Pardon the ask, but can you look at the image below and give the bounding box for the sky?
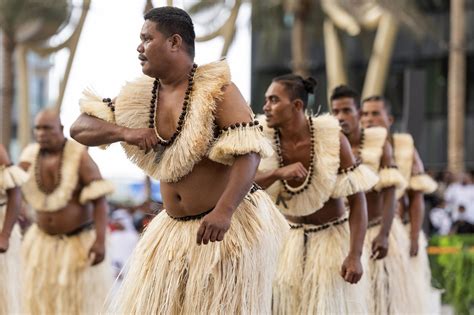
[56,0,252,181]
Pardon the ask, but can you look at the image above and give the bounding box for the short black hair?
[362,95,392,115]
[144,7,195,58]
[330,85,360,109]
[272,74,317,109]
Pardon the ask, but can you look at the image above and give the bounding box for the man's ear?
[169,34,183,52]
[388,115,394,126]
[293,99,305,112]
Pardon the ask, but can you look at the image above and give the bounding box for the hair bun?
[302,77,317,94]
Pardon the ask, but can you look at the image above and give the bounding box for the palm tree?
[0,0,68,147]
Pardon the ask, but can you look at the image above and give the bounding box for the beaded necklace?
[274,116,315,196]
[356,128,365,163]
[35,139,67,195]
[148,63,197,147]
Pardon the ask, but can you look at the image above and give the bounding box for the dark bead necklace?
[274,116,315,196]
[356,128,365,163]
[35,139,67,195]
[149,63,197,146]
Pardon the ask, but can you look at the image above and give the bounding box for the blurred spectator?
[109,209,139,280]
[444,172,474,224]
[132,200,163,233]
[450,205,474,234]
[429,199,452,235]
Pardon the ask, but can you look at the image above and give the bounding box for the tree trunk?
[291,0,309,77]
[448,0,465,173]
[1,33,15,148]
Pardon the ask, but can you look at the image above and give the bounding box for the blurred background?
[1,0,473,313]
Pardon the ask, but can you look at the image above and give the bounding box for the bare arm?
[339,134,367,283]
[255,163,308,189]
[407,149,425,256]
[371,141,397,259]
[0,146,21,253]
[71,113,125,146]
[71,113,158,153]
[78,150,108,265]
[197,83,261,245]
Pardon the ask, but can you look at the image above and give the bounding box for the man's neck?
[41,138,66,154]
[279,113,309,143]
[347,126,362,147]
[159,60,194,88]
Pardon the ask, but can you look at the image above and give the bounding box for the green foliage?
[429,235,474,315]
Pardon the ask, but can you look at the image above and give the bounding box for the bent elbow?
[70,116,88,144]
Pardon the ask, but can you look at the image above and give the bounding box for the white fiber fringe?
[79,89,116,124]
[22,224,112,315]
[208,126,274,165]
[107,190,288,314]
[374,167,407,192]
[274,219,370,314]
[79,179,115,204]
[404,223,442,314]
[0,165,28,191]
[331,164,379,198]
[0,207,22,315]
[21,140,84,212]
[115,60,231,183]
[360,127,387,172]
[365,218,423,314]
[409,174,438,194]
[259,114,342,216]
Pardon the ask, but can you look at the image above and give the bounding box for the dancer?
[71,6,288,314]
[0,144,28,315]
[331,85,416,314]
[256,75,378,314]
[19,109,114,315]
[361,95,440,314]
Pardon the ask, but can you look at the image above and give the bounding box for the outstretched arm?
[71,114,158,153]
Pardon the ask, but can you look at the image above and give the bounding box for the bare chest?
[279,140,313,170]
[36,154,62,192]
[154,88,189,140]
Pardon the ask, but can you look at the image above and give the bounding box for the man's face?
[361,100,392,129]
[331,97,359,135]
[34,113,64,150]
[137,20,169,77]
[263,82,296,128]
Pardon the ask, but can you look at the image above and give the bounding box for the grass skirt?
[365,217,423,314]
[404,223,442,314]
[273,218,370,314]
[0,207,22,315]
[108,190,288,314]
[22,224,112,315]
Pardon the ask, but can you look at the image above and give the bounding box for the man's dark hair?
[362,95,392,115]
[330,85,360,109]
[144,7,195,58]
[272,74,317,109]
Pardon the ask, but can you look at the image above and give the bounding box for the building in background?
[251,0,474,170]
